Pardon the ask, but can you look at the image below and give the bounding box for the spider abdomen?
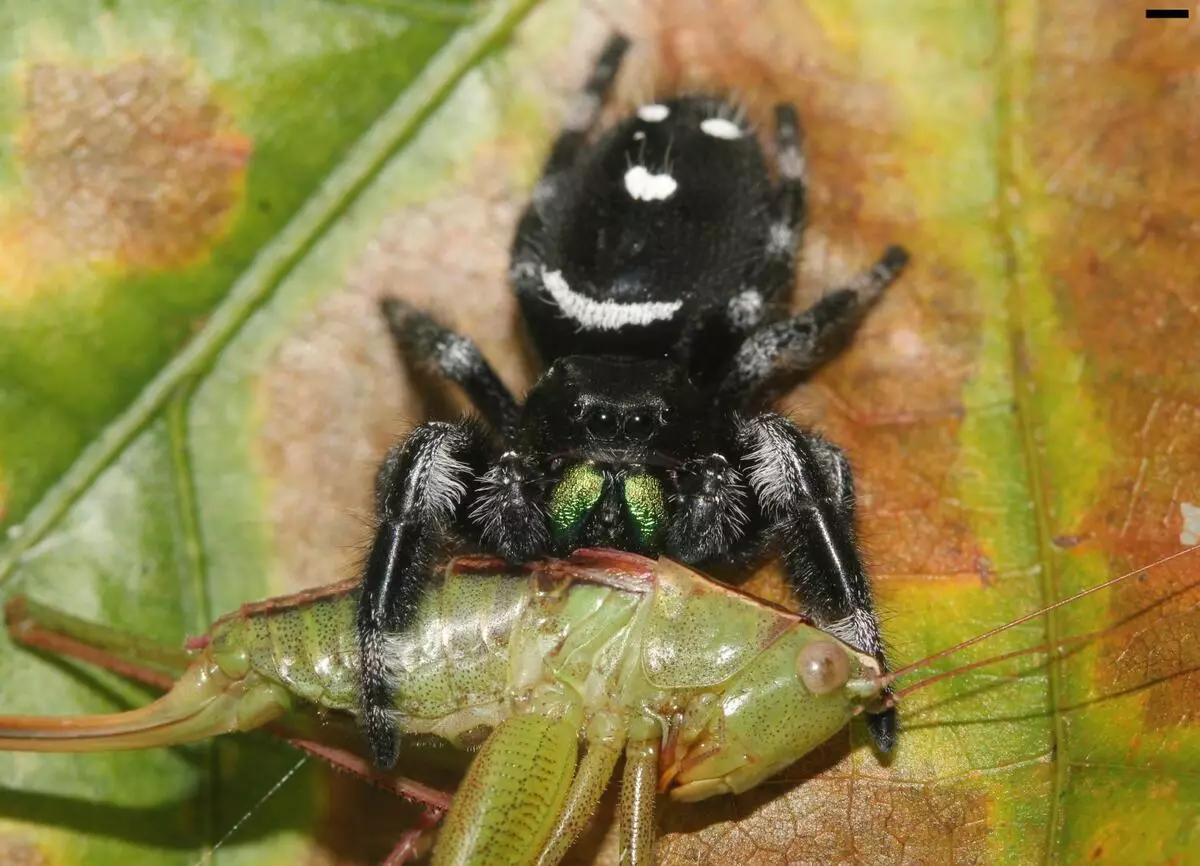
[518,95,779,378]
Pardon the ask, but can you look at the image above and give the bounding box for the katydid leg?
[286,737,452,812]
[619,736,659,866]
[535,712,627,866]
[5,595,191,688]
[433,708,581,866]
[382,805,443,865]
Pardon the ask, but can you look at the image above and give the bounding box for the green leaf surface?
[1,1,1198,864]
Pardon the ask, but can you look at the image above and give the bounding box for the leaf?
[0,1,1197,865]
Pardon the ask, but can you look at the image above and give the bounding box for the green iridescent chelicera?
[549,463,604,540]
[622,473,665,546]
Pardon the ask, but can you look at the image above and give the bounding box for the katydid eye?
[586,408,620,438]
[796,640,850,696]
[624,412,657,441]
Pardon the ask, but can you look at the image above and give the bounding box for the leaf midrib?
[993,2,1070,859]
[0,0,543,587]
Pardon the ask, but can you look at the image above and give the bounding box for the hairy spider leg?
[665,414,898,749]
[359,421,491,768]
[381,803,444,865]
[471,450,553,563]
[732,414,897,750]
[547,33,631,165]
[740,104,808,309]
[718,244,911,413]
[380,297,520,431]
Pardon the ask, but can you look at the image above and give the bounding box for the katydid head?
[659,544,1198,803]
[660,624,884,802]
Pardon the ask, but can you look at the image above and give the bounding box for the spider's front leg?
[735,413,897,751]
[358,420,491,768]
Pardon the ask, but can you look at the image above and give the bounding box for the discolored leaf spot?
[1030,3,1200,216]
[0,836,49,866]
[1,57,249,294]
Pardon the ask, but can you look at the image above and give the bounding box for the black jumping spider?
[359,35,909,767]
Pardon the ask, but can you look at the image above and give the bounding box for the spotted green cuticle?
[622,473,664,547]
[550,463,604,541]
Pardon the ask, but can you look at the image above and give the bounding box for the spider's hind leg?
[718,245,910,413]
[542,33,631,175]
[511,34,631,316]
[760,103,808,303]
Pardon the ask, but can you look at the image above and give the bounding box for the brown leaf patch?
[1089,548,1200,733]
[0,835,49,866]
[1031,3,1200,216]
[1,57,249,293]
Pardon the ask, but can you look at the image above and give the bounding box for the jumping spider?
[359,35,909,767]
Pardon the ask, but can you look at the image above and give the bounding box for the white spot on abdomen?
[700,117,742,140]
[1181,502,1200,546]
[543,269,682,331]
[624,165,678,201]
[637,104,669,122]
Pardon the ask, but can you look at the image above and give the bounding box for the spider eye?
[586,408,620,439]
[623,412,657,441]
[796,640,851,696]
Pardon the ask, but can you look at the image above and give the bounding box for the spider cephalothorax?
[358,34,909,768]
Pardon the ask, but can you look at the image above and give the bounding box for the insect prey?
[0,545,1196,864]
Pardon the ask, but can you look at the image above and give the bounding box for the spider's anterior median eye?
[586,407,620,439]
[623,412,657,441]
